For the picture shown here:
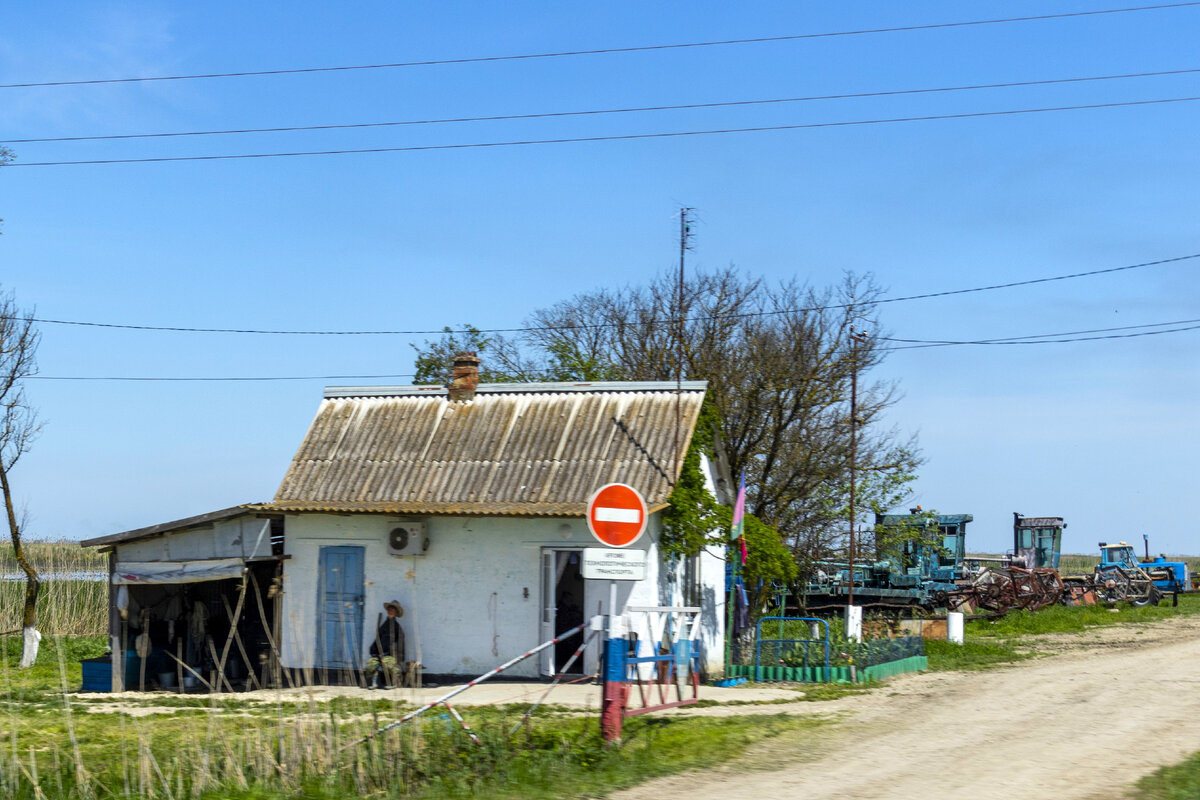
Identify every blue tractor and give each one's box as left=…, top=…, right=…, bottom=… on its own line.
left=1098, top=541, right=1187, bottom=598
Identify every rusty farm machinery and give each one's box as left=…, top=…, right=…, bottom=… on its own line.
left=802, top=512, right=1173, bottom=618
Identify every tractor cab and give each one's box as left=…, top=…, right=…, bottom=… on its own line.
left=875, top=509, right=972, bottom=582
left=1013, top=513, right=1065, bottom=569
left=1099, top=542, right=1140, bottom=570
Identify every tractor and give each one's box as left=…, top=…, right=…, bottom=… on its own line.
left=1097, top=541, right=1185, bottom=604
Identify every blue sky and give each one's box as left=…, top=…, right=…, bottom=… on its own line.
left=2, top=2, right=1197, bottom=555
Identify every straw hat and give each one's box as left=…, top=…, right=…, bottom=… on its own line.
left=383, top=600, right=404, bottom=616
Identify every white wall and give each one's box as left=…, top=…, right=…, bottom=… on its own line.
left=115, top=517, right=273, bottom=562
left=279, top=509, right=726, bottom=678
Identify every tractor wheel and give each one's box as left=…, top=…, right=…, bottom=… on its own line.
left=1132, top=587, right=1161, bottom=607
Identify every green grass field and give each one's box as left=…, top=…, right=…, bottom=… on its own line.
left=0, top=633, right=826, bottom=800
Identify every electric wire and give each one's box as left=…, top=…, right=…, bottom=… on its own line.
left=28, top=319, right=1200, bottom=381
left=29, top=373, right=419, bottom=382
left=8, top=66, right=1200, bottom=145
left=13, top=252, right=1198, bottom=336
left=882, top=322, right=1200, bottom=350
left=4, top=2, right=1197, bottom=90
left=11, top=94, right=1200, bottom=167
left=879, top=317, right=1200, bottom=346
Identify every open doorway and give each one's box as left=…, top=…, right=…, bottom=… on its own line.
left=541, top=549, right=585, bottom=675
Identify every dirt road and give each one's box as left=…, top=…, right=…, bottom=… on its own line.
left=615, top=615, right=1200, bottom=800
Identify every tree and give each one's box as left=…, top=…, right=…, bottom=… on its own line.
left=409, top=325, right=531, bottom=385
left=0, top=290, right=41, bottom=667
left=409, top=268, right=922, bottom=593
left=514, top=268, right=921, bottom=572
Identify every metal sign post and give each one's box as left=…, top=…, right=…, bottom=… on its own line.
left=585, top=483, right=648, bottom=744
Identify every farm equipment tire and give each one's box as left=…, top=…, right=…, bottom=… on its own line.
left=1132, top=586, right=1162, bottom=607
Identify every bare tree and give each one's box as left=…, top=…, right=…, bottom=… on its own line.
left=0, top=291, right=42, bottom=667
left=520, top=269, right=921, bottom=575
left=410, top=268, right=922, bottom=585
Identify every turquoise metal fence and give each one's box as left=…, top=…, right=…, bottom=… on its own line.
left=753, top=616, right=830, bottom=683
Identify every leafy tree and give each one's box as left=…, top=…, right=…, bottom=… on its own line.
left=0, top=290, right=42, bottom=667
left=409, top=269, right=922, bottom=594
left=409, top=325, right=528, bottom=385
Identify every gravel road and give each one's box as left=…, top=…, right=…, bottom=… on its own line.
left=614, top=614, right=1200, bottom=800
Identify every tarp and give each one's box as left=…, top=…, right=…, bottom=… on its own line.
left=112, top=558, right=245, bottom=585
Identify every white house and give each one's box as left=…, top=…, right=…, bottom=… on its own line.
left=84, top=356, right=729, bottom=689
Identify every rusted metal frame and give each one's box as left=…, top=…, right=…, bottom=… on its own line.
left=624, top=697, right=698, bottom=716
left=623, top=647, right=700, bottom=715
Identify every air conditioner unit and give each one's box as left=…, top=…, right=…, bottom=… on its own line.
left=387, top=522, right=429, bottom=556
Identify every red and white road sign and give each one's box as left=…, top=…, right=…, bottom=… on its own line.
left=586, top=483, right=647, bottom=548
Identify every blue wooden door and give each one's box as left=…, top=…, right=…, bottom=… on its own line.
left=317, top=546, right=365, bottom=669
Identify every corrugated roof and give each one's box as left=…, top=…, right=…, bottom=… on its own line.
left=1015, top=516, right=1065, bottom=528
left=267, top=381, right=707, bottom=516
left=80, top=505, right=265, bottom=549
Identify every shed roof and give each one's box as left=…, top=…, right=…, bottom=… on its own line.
left=265, top=381, right=708, bottom=517
left=80, top=504, right=265, bottom=549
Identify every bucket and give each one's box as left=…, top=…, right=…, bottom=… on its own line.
left=157, top=672, right=176, bottom=690
left=182, top=674, right=197, bottom=689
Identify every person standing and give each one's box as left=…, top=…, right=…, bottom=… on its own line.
left=367, top=600, right=405, bottom=689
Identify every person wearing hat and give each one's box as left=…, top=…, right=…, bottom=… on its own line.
left=367, top=600, right=405, bottom=689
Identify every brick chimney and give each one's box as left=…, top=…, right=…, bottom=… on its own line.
left=448, top=351, right=481, bottom=402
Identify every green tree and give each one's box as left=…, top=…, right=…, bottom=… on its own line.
left=409, top=325, right=529, bottom=385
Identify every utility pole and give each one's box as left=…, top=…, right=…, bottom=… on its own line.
left=674, top=208, right=694, bottom=481
left=846, top=330, right=867, bottom=624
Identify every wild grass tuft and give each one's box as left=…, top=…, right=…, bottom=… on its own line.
left=1133, top=750, right=1200, bottom=800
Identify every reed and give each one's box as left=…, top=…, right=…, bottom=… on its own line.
left=0, top=539, right=106, bottom=636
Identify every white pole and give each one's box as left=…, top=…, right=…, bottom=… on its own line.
left=608, top=581, right=618, bottom=636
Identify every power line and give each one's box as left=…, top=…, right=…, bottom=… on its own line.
left=10, top=94, right=1200, bottom=167
left=882, top=322, right=1200, bottom=350
left=28, top=319, right=1200, bottom=381
left=9, top=67, right=1200, bottom=145
left=29, top=373, right=419, bottom=382
left=14, top=252, right=1198, bottom=336
left=880, top=317, right=1200, bottom=346
left=5, top=3, right=1196, bottom=90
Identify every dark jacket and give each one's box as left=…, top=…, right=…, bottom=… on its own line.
left=371, top=617, right=405, bottom=661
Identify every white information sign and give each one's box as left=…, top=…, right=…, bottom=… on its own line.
left=581, top=547, right=647, bottom=581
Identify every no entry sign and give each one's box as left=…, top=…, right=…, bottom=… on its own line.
left=586, top=483, right=647, bottom=548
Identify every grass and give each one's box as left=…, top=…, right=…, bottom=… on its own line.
left=0, top=539, right=107, bottom=636
left=1134, top=752, right=1200, bottom=799
left=967, top=592, right=1200, bottom=638
left=921, top=594, right=1200, bottom=674
left=925, top=638, right=1030, bottom=671
left=0, top=633, right=827, bottom=800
